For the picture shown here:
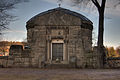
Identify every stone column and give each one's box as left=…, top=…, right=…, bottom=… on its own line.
left=64, top=40, right=68, bottom=63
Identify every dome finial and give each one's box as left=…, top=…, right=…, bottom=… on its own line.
left=57, top=0, right=62, bottom=7
left=58, top=3, right=61, bottom=7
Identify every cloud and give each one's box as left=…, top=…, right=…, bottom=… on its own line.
left=43, top=0, right=57, bottom=4
left=1, top=29, right=27, bottom=41
left=43, top=0, right=73, bottom=6
left=3, top=29, right=26, bottom=34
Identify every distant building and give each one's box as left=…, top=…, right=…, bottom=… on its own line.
left=0, top=41, right=25, bottom=56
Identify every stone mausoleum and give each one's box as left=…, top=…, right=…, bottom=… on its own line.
left=26, top=7, right=93, bottom=68
left=0, top=7, right=103, bottom=68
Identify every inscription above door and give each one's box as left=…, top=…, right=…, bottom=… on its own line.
left=51, top=30, right=64, bottom=36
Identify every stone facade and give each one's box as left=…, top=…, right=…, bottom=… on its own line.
left=0, top=7, right=105, bottom=68
left=26, top=7, right=94, bottom=68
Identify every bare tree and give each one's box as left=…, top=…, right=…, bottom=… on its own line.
left=72, top=0, right=106, bottom=48
left=0, top=0, right=28, bottom=34
left=72, top=0, right=120, bottom=47
left=71, top=0, right=120, bottom=67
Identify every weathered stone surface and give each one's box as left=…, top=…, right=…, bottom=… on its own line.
left=24, top=7, right=93, bottom=68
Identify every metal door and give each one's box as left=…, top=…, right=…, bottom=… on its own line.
left=52, top=43, right=63, bottom=61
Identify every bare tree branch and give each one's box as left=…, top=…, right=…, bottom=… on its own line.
left=101, top=0, right=106, bottom=11
left=91, top=0, right=100, bottom=9
left=0, top=0, right=29, bottom=35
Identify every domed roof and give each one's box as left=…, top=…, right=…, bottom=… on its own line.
left=26, top=7, right=93, bottom=30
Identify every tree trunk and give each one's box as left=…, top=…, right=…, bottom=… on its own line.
left=97, top=9, right=104, bottom=47
left=91, top=0, right=106, bottom=68
left=97, top=9, right=106, bottom=68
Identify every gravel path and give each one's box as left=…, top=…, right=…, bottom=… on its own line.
left=0, top=68, right=120, bottom=80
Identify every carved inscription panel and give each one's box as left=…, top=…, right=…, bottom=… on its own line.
left=51, top=29, right=64, bottom=36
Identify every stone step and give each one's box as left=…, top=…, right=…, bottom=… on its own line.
left=45, top=64, right=76, bottom=69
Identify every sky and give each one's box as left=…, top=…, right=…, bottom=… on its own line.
left=2, top=0, right=120, bottom=48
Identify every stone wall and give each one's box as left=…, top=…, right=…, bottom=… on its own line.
left=0, top=56, right=8, bottom=67
left=1, top=45, right=120, bottom=68
left=6, top=45, right=31, bottom=68
left=26, top=24, right=93, bottom=68
left=27, top=26, right=47, bottom=67
left=68, top=26, right=83, bottom=68
left=106, top=57, right=120, bottom=68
